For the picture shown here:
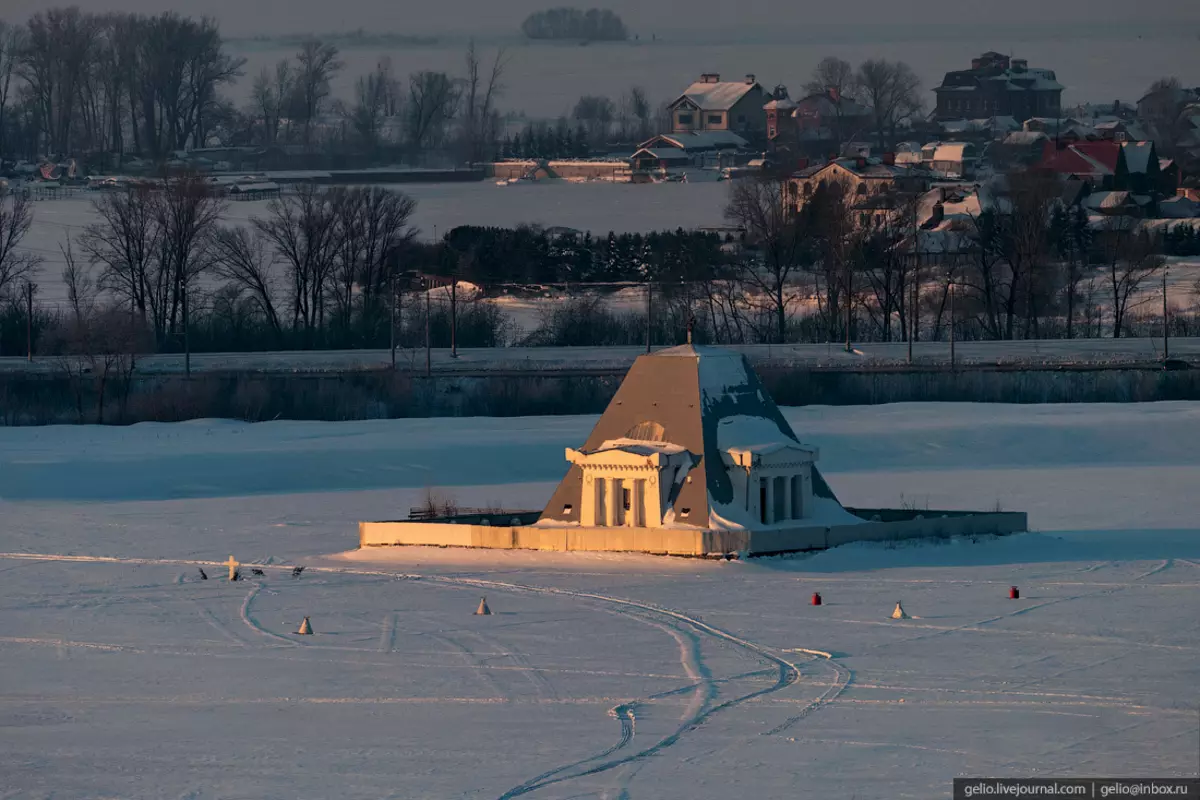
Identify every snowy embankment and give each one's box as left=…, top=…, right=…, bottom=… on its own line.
left=0, top=403, right=1197, bottom=798
left=3, top=337, right=1199, bottom=376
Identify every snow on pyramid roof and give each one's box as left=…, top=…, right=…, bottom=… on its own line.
left=539, top=345, right=843, bottom=527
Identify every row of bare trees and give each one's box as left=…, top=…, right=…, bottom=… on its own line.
left=0, top=9, right=243, bottom=159
left=69, top=180, right=418, bottom=350
left=723, top=170, right=1175, bottom=346
left=0, top=8, right=509, bottom=164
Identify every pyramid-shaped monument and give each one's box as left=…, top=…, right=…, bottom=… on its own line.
left=539, top=344, right=852, bottom=531
left=359, top=345, right=1027, bottom=556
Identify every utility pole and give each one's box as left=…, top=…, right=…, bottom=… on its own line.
left=844, top=258, right=852, bottom=353
left=450, top=279, right=458, bottom=359
left=182, top=281, right=190, bottom=378
left=949, top=276, right=956, bottom=370
left=645, top=280, right=652, bottom=353
left=1162, top=269, right=1169, bottom=360
left=25, top=281, right=34, bottom=362
left=424, top=276, right=431, bottom=378
left=389, top=272, right=396, bottom=370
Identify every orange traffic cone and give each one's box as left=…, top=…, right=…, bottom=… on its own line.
left=296, top=616, right=313, bottom=635
left=474, top=597, right=492, bottom=616
left=891, top=601, right=910, bottom=620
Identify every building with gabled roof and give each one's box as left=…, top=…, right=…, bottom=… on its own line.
left=668, top=73, right=768, bottom=138
left=358, top=345, right=1026, bottom=556
left=789, top=156, right=932, bottom=212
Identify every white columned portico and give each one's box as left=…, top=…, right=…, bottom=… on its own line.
left=567, top=441, right=698, bottom=531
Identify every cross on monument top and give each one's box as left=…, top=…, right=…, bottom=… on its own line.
left=225, top=555, right=239, bottom=581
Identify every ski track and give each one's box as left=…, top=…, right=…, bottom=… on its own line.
left=237, top=581, right=297, bottom=646
left=460, top=625, right=560, bottom=702
left=379, top=612, right=398, bottom=654
left=424, top=631, right=513, bottom=701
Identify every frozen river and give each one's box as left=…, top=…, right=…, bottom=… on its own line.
left=1, top=402, right=1198, bottom=798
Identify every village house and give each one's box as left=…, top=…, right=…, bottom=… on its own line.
left=1037, top=139, right=1172, bottom=195
left=934, top=52, right=1063, bottom=123
left=629, top=130, right=750, bottom=173
left=788, top=156, right=932, bottom=214
left=667, top=73, right=768, bottom=139
left=783, top=87, right=874, bottom=154
left=920, top=142, right=979, bottom=179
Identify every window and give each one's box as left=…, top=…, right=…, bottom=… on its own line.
left=622, top=487, right=631, bottom=511
left=678, top=113, right=693, bottom=125
left=708, top=114, right=722, bottom=125
left=759, top=478, right=768, bottom=525
left=791, top=476, right=802, bottom=518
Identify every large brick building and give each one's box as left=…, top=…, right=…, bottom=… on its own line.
left=934, top=52, right=1062, bottom=123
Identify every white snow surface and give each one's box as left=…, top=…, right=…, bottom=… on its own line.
left=1, top=402, right=1199, bottom=799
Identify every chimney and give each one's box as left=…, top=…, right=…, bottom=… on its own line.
left=745, top=73, right=756, bottom=85
left=701, top=73, right=720, bottom=84
left=856, top=156, right=867, bottom=169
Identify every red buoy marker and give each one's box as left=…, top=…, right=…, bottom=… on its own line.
left=1009, top=586, right=1020, bottom=599
left=811, top=592, right=822, bottom=606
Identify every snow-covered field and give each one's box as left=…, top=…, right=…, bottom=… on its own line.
left=2, top=402, right=1198, bottom=799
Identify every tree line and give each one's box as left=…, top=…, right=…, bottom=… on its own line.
left=0, top=10, right=508, bottom=166
left=1, top=171, right=1197, bottom=364
left=520, top=8, right=628, bottom=41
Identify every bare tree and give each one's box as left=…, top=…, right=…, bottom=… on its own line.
left=294, top=39, right=342, bottom=147
left=209, top=225, right=283, bottom=335
left=0, top=21, right=25, bottom=156
left=155, top=174, right=226, bottom=341
left=990, top=170, right=1059, bottom=339
left=724, top=175, right=810, bottom=343
left=854, top=59, right=922, bottom=152
left=0, top=192, right=40, bottom=302
left=407, top=70, right=460, bottom=156
left=253, top=184, right=342, bottom=338
left=461, top=40, right=507, bottom=163
left=252, top=59, right=292, bottom=145
left=805, top=56, right=855, bottom=98
left=572, top=94, right=615, bottom=148
left=628, top=86, right=651, bottom=142
left=80, top=187, right=161, bottom=329
left=1139, top=77, right=1185, bottom=158
left=54, top=240, right=144, bottom=423
left=1098, top=218, right=1165, bottom=338
left=20, top=7, right=100, bottom=155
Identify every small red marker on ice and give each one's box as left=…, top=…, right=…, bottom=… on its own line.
left=811, top=592, right=822, bottom=606
left=1009, top=586, right=1020, bottom=599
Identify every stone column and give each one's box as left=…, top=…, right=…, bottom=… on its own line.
left=605, top=478, right=617, bottom=527
left=764, top=475, right=774, bottom=525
